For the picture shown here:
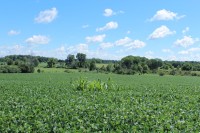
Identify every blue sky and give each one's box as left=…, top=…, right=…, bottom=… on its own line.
left=0, top=0, right=200, bottom=61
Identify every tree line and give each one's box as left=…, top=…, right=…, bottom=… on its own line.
left=0, top=54, right=200, bottom=75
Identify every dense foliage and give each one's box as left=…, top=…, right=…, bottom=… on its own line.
left=1, top=54, right=200, bottom=75
left=1, top=73, right=200, bottom=132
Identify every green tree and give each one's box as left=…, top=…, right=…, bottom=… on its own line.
left=19, top=64, right=34, bottom=73
left=66, top=54, right=75, bottom=66
left=76, top=53, right=86, bottom=68
left=32, top=58, right=39, bottom=67
left=47, top=58, right=57, bottom=68
left=106, top=64, right=114, bottom=72
left=147, top=59, right=163, bottom=70
left=7, top=58, right=13, bottom=65
left=182, top=63, right=192, bottom=71
left=89, top=60, right=96, bottom=71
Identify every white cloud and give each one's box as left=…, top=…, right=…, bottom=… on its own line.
left=66, top=44, right=89, bottom=55
left=178, top=47, right=200, bottom=55
left=150, top=9, right=185, bottom=21
left=8, top=30, right=20, bottom=35
left=115, top=37, right=146, bottom=50
left=64, top=44, right=88, bottom=55
left=56, top=46, right=66, bottom=53
left=115, top=37, right=132, bottom=46
left=0, top=44, right=26, bottom=57
left=149, top=25, right=175, bottom=39
left=96, top=21, right=118, bottom=32
left=145, top=51, right=154, bottom=59
left=125, top=40, right=146, bottom=50
left=103, top=8, right=124, bottom=17
left=82, top=24, right=89, bottom=29
left=104, top=9, right=115, bottom=17
left=178, top=50, right=189, bottom=55
left=174, top=36, right=199, bottom=48
left=162, top=49, right=172, bottom=53
left=182, top=27, right=189, bottom=34
left=86, top=34, right=106, bottom=43
left=100, top=42, right=114, bottom=49
left=25, top=35, right=50, bottom=44
left=35, top=7, right=58, bottom=23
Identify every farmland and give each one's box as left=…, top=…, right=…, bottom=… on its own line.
left=1, top=73, right=200, bottom=132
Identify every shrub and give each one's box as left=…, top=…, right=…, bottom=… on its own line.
left=191, top=72, right=198, bottom=76
left=37, top=69, right=41, bottom=73
left=159, top=71, right=165, bottom=76
left=71, top=77, right=118, bottom=91
left=169, top=69, right=176, bottom=76
left=0, top=66, right=21, bottom=73
left=64, top=69, right=72, bottom=73
left=19, top=64, right=35, bottom=73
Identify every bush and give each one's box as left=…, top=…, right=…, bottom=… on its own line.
left=191, top=72, right=198, bottom=76
left=71, top=77, right=119, bottom=91
left=169, top=69, right=176, bottom=76
left=159, top=71, right=165, bottom=76
left=19, top=64, right=35, bottom=73
left=37, top=69, right=41, bottom=73
left=0, top=66, right=21, bottom=73
left=64, top=69, right=72, bottom=73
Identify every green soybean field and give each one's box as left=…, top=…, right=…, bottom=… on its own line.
left=1, top=73, right=200, bottom=132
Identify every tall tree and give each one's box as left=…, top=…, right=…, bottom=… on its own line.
left=76, top=53, right=86, bottom=68
left=66, top=54, right=75, bottom=66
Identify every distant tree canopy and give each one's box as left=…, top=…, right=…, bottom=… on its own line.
left=1, top=54, right=200, bottom=75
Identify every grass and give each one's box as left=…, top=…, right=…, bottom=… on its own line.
left=1, top=73, right=200, bottom=132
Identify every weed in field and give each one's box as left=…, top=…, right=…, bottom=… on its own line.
left=71, top=77, right=118, bottom=91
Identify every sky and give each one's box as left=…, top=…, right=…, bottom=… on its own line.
left=0, top=0, right=200, bottom=61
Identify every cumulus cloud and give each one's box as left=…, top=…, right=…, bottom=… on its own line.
left=100, top=42, right=114, bottom=49
left=178, top=50, right=189, bottom=55
left=35, top=7, right=58, bottom=23
left=115, top=37, right=146, bottom=50
left=25, top=35, right=50, bottom=44
left=115, top=37, right=132, bottom=46
left=104, top=9, right=115, bottom=17
left=8, top=30, right=20, bottom=35
left=103, top=8, right=124, bottom=17
left=149, top=25, right=175, bottom=39
left=0, top=44, right=27, bottom=57
left=125, top=40, right=146, bottom=50
left=174, top=36, right=199, bottom=48
left=66, top=44, right=89, bottom=55
left=96, top=21, right=118, bottom=32
left=145, top=51, right=154, bottom=59
left=150, top=9, right=185, bottom=21
left=182, top=27, right=190, bottom=34
left=86, top=34, right=106, bottom=43
left=178, top=48, right=200, bottom=55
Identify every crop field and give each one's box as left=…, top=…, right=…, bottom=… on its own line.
left=1, top=73, right=200, bottom=132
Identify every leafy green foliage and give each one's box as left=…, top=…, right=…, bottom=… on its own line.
left=0, top=65, right=21, bottom=73
left=1, top=68, right=200, bottom=132
left=19, top=64, right=35, bottom=73
left=72, top=77, right=116, bottom=91
left=47, top=58, right=57, bottom=68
